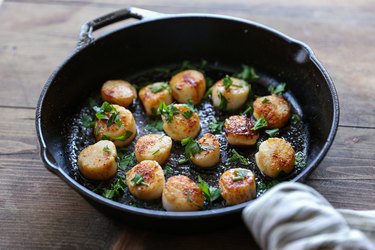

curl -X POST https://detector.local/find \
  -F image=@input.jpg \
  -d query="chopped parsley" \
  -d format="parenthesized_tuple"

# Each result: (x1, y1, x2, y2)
(151, 148, 160, 155)
(182, 110, 193, 119)
(186, 99, 197, 112)
(102, 145, 111, 153)
(145, 119, 163, 132)
(163, 164, 173, 175)
(269, 82, 286, 95)
(292, 113, 300, 124)
(131, 174, 149, 186)
(218, 92, 228, 110)
(295, 152, 307, 169)
(197, 176, 221, 203)
(229, 149, 249, 166)
(93, 102, 122, 128)
(258, 180, 281, 192)
(241, 105, 253, 116)
(107, 111, 122, 128)
(204, 87, 213, 99)
(223, 75, 233, 89)
(232, 169, 249, 181)
(82, 114, 95, 128)
(178, 158, 189, 165)
(114, 131, 133, 141)
(265, 128, 279, 137)
(102, 134, 111, 140)
(234, 64, 259, 81)
(181, 137, 203, 157)
(99, 176, 126, 200)
(158, 102, 179, 123)
(117, 150, 135, 170)
(252, 114, 268, 130)
(208, 117, 224, 133)
(149, 82, 169, 93)
(262, 98, 270, 104)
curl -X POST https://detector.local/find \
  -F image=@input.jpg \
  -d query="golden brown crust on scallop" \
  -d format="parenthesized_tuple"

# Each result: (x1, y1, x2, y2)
(169, 70, 206, 105)
(253, 94, 291, 128)
(224, 115, 259, 146)
(101, 80, 137, 108)
(255, 138, 295, 178)
(162, 175, 204, 211)
(219, 168, 256, 205)
(139, 82, 173, 116)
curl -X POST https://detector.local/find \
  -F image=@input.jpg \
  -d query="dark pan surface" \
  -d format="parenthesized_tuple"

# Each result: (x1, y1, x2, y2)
(36, 11, 339, 223)
(64, 61, 309, 211)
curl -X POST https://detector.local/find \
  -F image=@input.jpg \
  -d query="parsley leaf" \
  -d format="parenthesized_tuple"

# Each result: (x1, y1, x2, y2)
(197, 176, 221, 203)
(158, 102, 180, 123)
(149, 82, 169, 93)
(93, 102, 122, 128)
(269, 82, 286, 95)
(181, 137, 202, 157)
(232, 169, 250, 181)
(117, 150, 135, 170)
(218, 92, 228, 110)
(262, 98, 270, 104)
(204, 86, 213, 99)
(265, 128, 279, 137)
(163, 164, 173, 175)
(223, 75, 233, 89)
(102, 145, 111, 153)
(100, 176, 126, 200)
(114, 131, 132, 141)
(292, 113, 300, 124)
(258, 179, 281, 192)
(145, 120, 163, 132)
(102, 134, 111, 140)
(107, 111, 122, 128)
(182, 110, 193, 119)
(131, 174, 149, 186)
(82, 114, 95, 128)
(178, 158, 189, 164)
(234, 64, 259, 81)
(208, 117, 224, 133)
(295, 152, 307, 169)
(252, 114, 268, 130)
(229, 149, 249, 166)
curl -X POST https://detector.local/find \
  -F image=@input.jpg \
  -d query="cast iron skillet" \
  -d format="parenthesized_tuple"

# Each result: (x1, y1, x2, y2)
(36, 7, 339, 228)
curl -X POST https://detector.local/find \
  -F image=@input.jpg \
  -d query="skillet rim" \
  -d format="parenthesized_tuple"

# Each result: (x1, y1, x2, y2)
(35, 12, 340, 219)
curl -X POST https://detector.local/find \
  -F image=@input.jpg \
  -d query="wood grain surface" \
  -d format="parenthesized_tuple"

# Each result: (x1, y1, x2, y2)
(0, 0, 374, 249)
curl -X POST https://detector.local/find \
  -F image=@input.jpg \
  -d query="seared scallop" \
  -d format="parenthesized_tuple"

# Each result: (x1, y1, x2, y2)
(135, 134, 172, 165)
(161, 104, 200, 141)
(219, 168, 256, 205)
(101, 80, 137, 108)
(224, 115, 259, 146)
(125, 160, 165, 201)
(94, 104, 137, 147)
(169, 70, 206, 105)
(255, 138, 295, 178)
(162, 175, 204, 211)
(78, 140, 117, 181)
(212, 76, 250, 111)
(253, 94, 291, 128)
(190, 133, 220, 168)
(139, 82, 173, 116)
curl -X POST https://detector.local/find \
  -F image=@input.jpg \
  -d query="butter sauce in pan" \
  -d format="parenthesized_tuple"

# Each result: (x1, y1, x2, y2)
(63, 61, 309, 211)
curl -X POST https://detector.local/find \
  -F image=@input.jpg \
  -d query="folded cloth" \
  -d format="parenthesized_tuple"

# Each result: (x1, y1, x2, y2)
(242, 182, 375, 250)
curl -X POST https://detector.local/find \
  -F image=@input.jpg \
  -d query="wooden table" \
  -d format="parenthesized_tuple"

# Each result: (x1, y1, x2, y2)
(1, 0, 374, 249)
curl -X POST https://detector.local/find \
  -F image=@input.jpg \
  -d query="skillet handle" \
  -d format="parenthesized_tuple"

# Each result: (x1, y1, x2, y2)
(77, 7, 165, 49)
(40, 146, 60, 174)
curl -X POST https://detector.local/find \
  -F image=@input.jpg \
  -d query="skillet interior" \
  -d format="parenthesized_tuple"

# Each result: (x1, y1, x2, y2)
(36, 14, 339, 224)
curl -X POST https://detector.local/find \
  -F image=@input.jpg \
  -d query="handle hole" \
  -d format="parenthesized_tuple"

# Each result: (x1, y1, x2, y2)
(92, 18, 140, 39)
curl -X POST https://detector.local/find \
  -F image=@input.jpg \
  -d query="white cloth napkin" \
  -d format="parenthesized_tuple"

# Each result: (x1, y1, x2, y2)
(242, 182, 375, 250)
